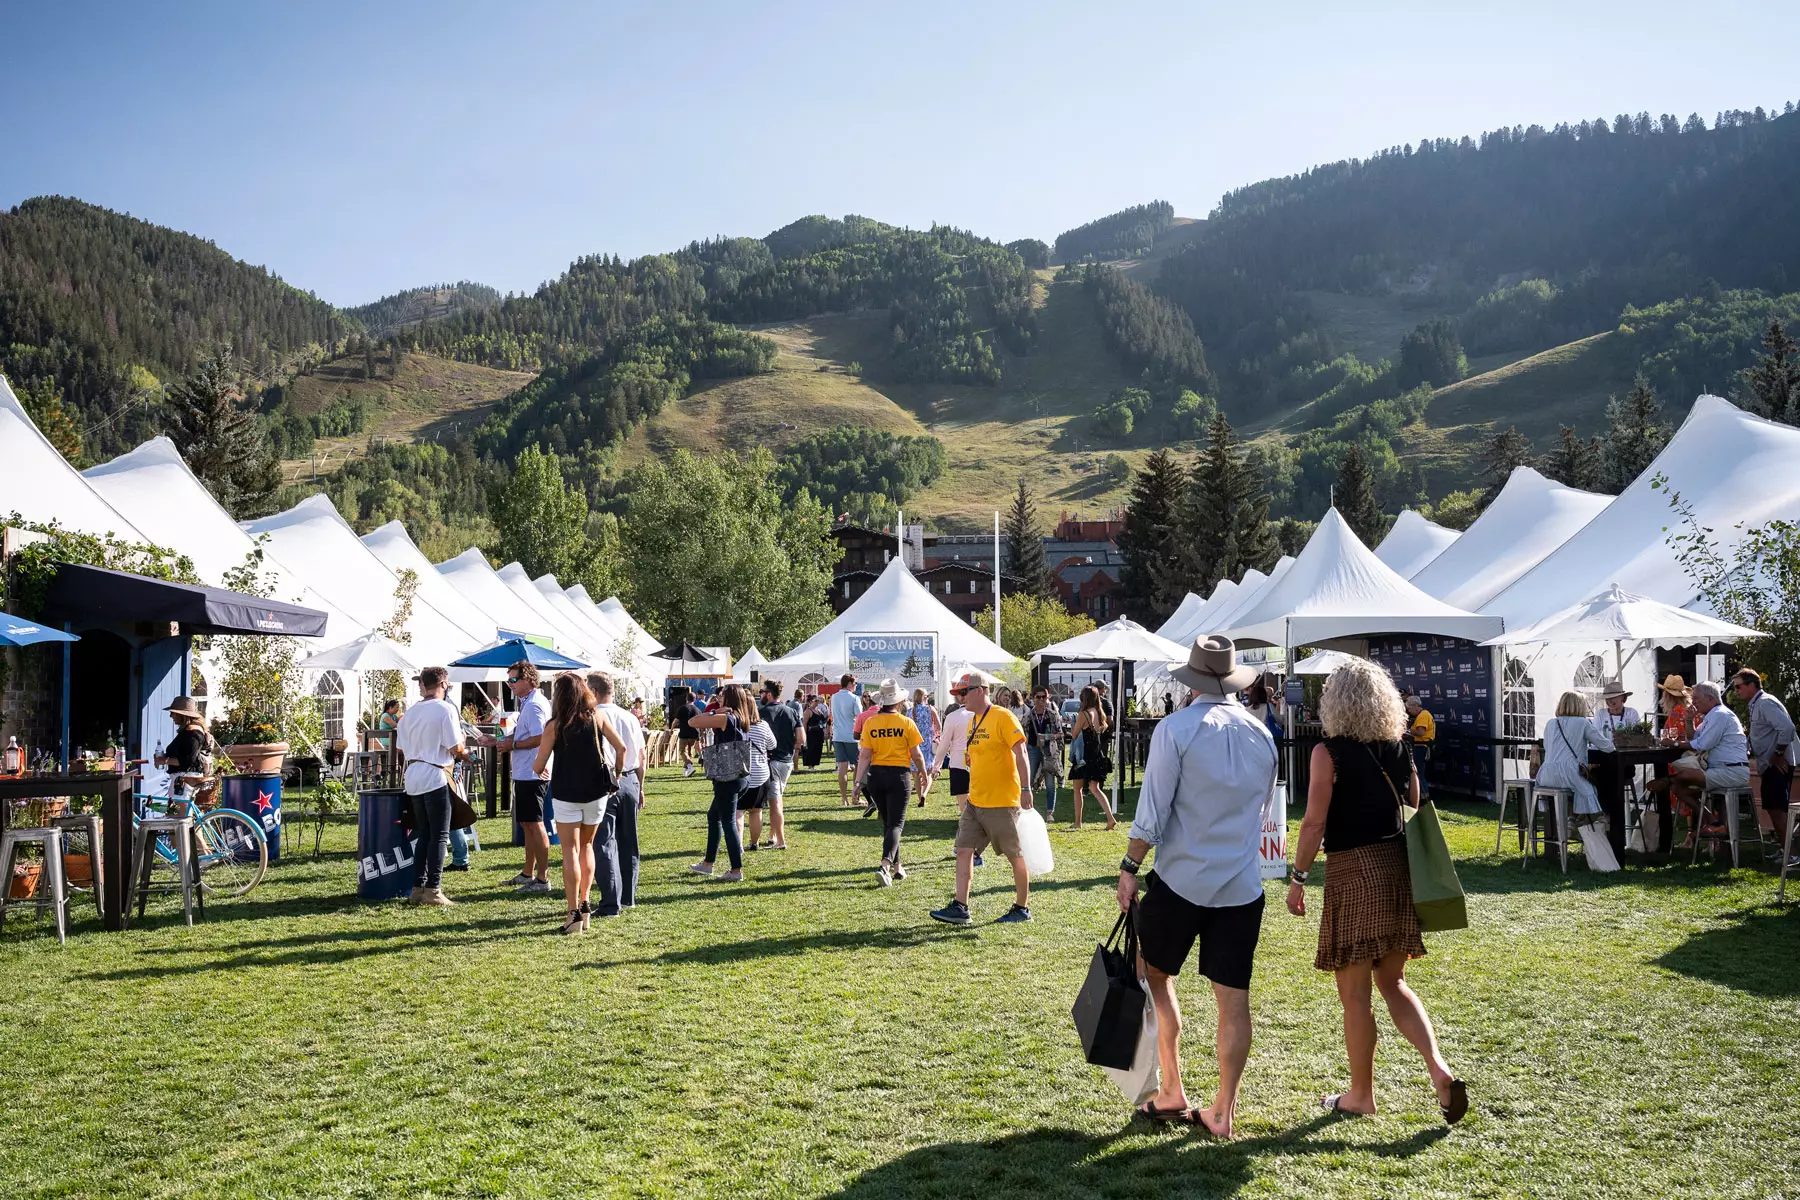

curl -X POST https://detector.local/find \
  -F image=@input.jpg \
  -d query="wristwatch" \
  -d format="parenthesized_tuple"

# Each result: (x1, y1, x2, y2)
(1120, 854, 1142, 875)
(1288, 867, 1309, 884)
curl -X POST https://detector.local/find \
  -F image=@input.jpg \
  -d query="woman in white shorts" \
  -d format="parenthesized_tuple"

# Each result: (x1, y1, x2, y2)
(534, 673, 627, 934)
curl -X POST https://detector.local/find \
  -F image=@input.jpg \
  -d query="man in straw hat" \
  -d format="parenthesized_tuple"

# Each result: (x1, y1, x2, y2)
(1116, 636, 1277, 1135)
(929, 669, 1036, 926)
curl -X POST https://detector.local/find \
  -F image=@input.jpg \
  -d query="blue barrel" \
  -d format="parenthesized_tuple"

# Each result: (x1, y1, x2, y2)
(221, 772, 283, 862)
(357, 788, 415, 901)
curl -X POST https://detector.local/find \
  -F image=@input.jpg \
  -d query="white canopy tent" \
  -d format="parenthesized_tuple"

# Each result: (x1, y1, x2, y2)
(1294, 648, 1365, 675)
(594, 595, 664, 657)
(1034, 618, 1187, 811)
(561, 586, 666, 696)
(764, 558, 1010, 690)
(435, 549, 556, 645)
(84, 437, 366, 640)
(1373, 510, 1460, 580)
(1410, 467, 1612, 612)
(361, 523, 501, 649)
(299, 632, 420, 674)
(1, 376, 153, 544)
(241, 496, 483, 668)
(1155, 591, 1210, 641)
(1221, 509, 1502, 649)
(1199, 556, 1297, 637)
(737, 646, 769, 676)
(495, 562, 599, 661)
(1160, 578, 1239, 645)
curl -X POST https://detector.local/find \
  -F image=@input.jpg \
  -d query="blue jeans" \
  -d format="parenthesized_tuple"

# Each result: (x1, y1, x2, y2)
(1412, 743, 1431, 798)
(706, 777, 745, 869)
(448, 826, 470, 866)
(593, 773, 641, 913)
(408, 786, 450, 889)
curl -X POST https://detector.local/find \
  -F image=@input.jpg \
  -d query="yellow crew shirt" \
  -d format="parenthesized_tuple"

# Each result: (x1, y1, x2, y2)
(1410, 709, 1436, 745)
(859, 711, 922, 768)
(965, 704, 1026, 808)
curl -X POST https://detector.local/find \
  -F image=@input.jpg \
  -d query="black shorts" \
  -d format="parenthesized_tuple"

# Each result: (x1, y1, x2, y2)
(1761, 761, 1793, 812)
(1135, 874, 1265, 990)
(738, 781, 768, 811)
(948, 768, 970, 796)
(513, 780, 547, 823)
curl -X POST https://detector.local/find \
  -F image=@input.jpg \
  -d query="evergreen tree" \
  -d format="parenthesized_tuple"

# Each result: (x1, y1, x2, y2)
(1479, 425, 1536, 509)
(1540, 425, 1604, 491)
(1117, 448, 1187, 622)
(1003, 479, 1054, 599)
(1334, 443, 1385, 545)
(14, 377, 86, 465)
(1171, 413, 1281, 594)
(1395, 319, 1468, 389)
(1739, 318, 1800, 425)
(489, 446, 596, 590)
(164, 351, 280, 517)
(1599, 375, 1670, 491)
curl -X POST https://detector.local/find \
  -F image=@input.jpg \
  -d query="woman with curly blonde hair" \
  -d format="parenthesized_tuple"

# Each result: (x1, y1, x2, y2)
(1284, 658, 1467, 1124)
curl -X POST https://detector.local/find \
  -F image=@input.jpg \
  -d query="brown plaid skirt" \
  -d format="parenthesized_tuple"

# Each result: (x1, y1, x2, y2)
(1314, 839, 1426, 972)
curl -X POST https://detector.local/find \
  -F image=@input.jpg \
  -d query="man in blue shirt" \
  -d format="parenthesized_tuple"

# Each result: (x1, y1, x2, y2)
(830, 674, 862, 807)
(483, 661, 553, 894)
(1116, 636, 1276, 1137)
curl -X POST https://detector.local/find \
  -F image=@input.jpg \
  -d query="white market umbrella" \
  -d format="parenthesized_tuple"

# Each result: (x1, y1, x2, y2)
(1294, 649, 1364, 676)
(299, 632, 421, 673)
(1033, 618, 1187, 811)
(1483, 582, 1763, 679)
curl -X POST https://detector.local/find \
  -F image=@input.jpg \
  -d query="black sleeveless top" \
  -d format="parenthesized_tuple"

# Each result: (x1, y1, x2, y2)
(551, 711, 613, 803)
(1322, 736, 1411, 853)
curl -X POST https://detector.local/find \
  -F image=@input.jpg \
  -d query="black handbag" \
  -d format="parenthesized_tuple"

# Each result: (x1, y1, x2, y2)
(1070, 904, 1146, 1069)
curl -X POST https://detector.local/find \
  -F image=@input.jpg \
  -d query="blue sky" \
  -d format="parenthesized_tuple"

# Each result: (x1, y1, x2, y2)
(5, 0, 1796, 305)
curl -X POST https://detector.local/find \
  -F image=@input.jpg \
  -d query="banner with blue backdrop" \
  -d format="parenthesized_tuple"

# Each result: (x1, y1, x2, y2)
(1367, 635, 1495, 795)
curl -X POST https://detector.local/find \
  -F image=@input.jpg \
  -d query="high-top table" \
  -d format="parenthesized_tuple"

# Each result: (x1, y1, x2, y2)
(1591, 745, 1683, 859)
(0, 773, 132, 931)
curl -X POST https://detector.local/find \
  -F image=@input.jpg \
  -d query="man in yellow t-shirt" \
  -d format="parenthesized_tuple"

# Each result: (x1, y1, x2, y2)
(854, 679, 927, 886)
(931, 671, 1035, 927)
(1405, 694, 1435, 799)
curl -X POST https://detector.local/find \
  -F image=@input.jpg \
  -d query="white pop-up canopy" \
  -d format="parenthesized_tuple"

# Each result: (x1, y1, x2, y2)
(1373, 510, 1460, 580)
(1222, 509, 1502, 649)
(84, 437, 367, 640)
(241, 495, 481, 667)
(766, 558, 1011, 675)
(1485, 583, 1763, 651)
(1034, 617, 1188, 808)
(299, 631, 421, 674)
(1294, 648, 1366, 675)
(1, 376, 152, 544)
(361, 522, 499, 648)
(435, 550, 556, 645)
(1483, 396, 1800, 629)
(1410, 467, 1612, 612)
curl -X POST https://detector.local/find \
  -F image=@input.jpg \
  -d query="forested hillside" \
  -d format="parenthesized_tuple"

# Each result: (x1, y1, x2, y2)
(348, 282, 501, 338)
(1055, 202, 1174, 263)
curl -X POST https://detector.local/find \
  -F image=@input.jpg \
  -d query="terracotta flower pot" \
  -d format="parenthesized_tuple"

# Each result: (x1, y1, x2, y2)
(9, 862, 42, 899)
(223, 742, 289, 775)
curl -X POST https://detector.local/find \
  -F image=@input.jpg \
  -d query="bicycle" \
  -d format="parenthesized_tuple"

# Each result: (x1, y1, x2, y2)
(129, 767, 268, 898)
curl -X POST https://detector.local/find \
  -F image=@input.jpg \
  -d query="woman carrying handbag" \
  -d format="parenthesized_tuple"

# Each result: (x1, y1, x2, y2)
(688, 684, 773, 882)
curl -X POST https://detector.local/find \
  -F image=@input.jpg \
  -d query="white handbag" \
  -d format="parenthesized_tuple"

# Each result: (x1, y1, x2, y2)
(1101, 980, 1161, 1105)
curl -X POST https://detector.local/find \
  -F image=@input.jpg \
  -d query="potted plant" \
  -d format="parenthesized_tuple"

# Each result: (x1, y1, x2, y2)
(1611, 720, 1655, 750)
(210, 717, 288, 775)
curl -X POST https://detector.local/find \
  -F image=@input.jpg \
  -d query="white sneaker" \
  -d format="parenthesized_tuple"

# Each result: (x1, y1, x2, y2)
(683, 762, 697, 778)
(876, 862, 892, 887)
(689, 861, 714, 876)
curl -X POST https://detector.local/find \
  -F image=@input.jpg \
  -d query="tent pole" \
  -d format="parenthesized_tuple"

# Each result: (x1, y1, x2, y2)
(61, 622, 72, 772)
(992, 510, 1001, 653)
(1112, 656, 1122, 815)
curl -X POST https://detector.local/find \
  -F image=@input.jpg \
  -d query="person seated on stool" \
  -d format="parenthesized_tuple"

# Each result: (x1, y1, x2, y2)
(155, 696, 218, 809)
(1657, 682, 1751, 849)
(1595, 681, 1641, 738)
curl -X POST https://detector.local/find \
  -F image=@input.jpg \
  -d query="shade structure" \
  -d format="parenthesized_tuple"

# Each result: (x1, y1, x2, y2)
(1154, 592, 1209, 640)
(1160, 578, 1238, 645)
(1033, 618, 1187, 664)
(1482, 583, 1763, 649)
(0, 612, 79, 646)
(435, 549, 555, 644)
(1410, 467, 1612, 612)
(737, 646, 769, 674)
(452, 637, 587, 671)
(564, 585, 666, 692)
(594, 595, 663, 654)
(1221, 509, 1502, 649)
(44, 563, 329, 637)
(1200, 557, 1296, 637)
(766, 558, 1010, 675)
(651, 641, 713, 663)
(299, 632, 420, 673)
(1293, 648, 1364, 675)
(241, 496, 481, 665)
(495, 563, 599, 660)
(1482, 396, 1800, 629)
(84, 436, 369, 641)
(1373, 510, 1460, 580)
(0, 375, 151, 544)
(361, 523, 500, 647)
(534, 574, 630, 665)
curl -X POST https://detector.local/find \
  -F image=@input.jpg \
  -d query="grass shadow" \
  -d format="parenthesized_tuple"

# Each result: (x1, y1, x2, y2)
(581, 922, 959, 969)
(1653, 905, 1800, 996)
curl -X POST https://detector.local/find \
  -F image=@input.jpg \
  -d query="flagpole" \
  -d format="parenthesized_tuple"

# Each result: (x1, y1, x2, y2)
(993, 509, 1002, 653)
(897, 507, 904, 568)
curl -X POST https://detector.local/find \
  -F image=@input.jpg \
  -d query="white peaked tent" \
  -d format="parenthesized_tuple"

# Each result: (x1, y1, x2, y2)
(1411, 467, 1612, 612)
(84, 437, 366, 640)
(1373, 510, 1460, 580)
(1202, 556, 1297, 637)
(496, 563, 598, 659)
(1034, 618, 1187, 809)
(361, 523, 499, 647)
(1483, 396, 1800, 629)
(1155, 592, 1209, 641)
(565, 585, 666, 685)
(1222, 509, 1502, 649)
(595, 595, 661, 652)
(0, 376, 152, 543)
(737, 646, 769, 675)
(535, 574, 627, 663)
(436, 549, 556, 644)
(765, 558, 1010, 682)
(1161, 578, 1238, 645)
(241, 496, 481, 667)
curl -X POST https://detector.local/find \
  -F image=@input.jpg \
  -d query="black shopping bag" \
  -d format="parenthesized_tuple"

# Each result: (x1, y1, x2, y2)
(1071, 906, 1146, 1069)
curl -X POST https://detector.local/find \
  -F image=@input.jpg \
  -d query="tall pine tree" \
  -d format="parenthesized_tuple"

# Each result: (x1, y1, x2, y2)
(1540, 424, 1604, 491)
(1117, 448, 1188, 623)
(165, 351, 280, 517)
(1334, 443, 1385, 546)
(1599, 374, 1669, 491)
(1478, 425, 1536, 510)
(1739, 318, 1799, 425)
(1002, 479, 1054, 599)
(1171, 412, 1280, 595)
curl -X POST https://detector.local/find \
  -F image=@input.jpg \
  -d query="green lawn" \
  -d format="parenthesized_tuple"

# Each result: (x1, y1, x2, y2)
(2, 767, 1795, 1198)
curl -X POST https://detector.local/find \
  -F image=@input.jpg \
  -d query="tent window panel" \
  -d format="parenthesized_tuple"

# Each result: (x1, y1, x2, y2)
(1572, 653, 1607, 713)
(1502, 656, 1537, 750)
(313, 670, 346, 743)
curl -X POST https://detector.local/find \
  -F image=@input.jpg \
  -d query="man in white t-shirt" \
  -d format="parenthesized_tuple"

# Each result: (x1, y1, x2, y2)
(394, 666, 469, 907)
(587, 671, 646, 915)
(830, 674, 863, 806)
(478, 661, 554, 894)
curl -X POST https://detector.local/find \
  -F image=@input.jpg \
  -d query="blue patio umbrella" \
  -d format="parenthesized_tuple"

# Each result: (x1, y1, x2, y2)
(0, 612, 80, 646)
(452, 637, 587, 671)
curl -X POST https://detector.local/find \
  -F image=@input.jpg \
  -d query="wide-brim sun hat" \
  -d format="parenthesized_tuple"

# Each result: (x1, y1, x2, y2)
(1171, 635, 1259, 696)
(165, 695, 204, 722)
(874, 679, 904, 706)
(1601, 680, 1632, 700)
(1657, 673, 1691, 698)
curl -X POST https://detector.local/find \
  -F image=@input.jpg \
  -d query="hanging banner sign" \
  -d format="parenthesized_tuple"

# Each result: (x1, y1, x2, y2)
(846, 632, 938, 698)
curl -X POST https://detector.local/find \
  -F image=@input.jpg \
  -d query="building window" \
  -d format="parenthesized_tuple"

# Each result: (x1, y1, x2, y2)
(314, 670, 346, 744)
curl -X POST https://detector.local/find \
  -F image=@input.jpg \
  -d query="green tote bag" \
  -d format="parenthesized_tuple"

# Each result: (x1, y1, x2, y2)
(1367, 744, 1468, 933)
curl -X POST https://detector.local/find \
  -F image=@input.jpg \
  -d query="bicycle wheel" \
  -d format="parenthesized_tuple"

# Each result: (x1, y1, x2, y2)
(195, 809, 268, 896)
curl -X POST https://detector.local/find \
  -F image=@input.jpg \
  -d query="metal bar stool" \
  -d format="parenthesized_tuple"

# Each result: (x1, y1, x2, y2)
(1496, 779, 1531, 853)
(128, 814, 202, 927)
(0, 825, 71, 943)
(1691, 787, 1757, 867)
(1778, 813, 1798, 903)
(52, 811, 105, 915)
(1525, 785, 1579, 872)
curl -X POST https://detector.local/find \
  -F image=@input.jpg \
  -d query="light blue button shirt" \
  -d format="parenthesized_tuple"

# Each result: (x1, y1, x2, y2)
(1130, 696, 1278, 908)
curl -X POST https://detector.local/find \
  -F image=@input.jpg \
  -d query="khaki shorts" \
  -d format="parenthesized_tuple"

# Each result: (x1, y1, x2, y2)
(956, 803, 1024, 858)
